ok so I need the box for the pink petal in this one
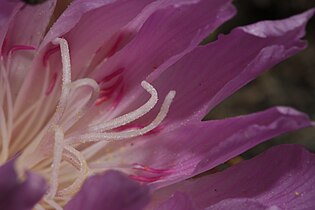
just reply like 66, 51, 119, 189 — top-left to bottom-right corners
96, 107, 312, 188
43, 0, 152, 78
150, 145, 315, 210
1, 0, 57, 98
124, 9, 314, 128
0, 0, 20, 46
65, 170, 150, 210
42, 0, 217, 78
91, 0, 235, 116
156, 192, 196, 210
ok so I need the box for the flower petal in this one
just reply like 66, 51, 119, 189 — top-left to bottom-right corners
127, 9, 314, 128
0, 1, 20, 46
156, 192, 197, 210
65, 170, 150, 210
150, 144, 315, 210
205, 199, 272, 210
0, 161, 46, 210
42, 0, 217, 77
92, 107, 312, 189
92, 0, 235, 118
0, 0, 18, 31
43, 0, 153, 77
2, 0, 57, 98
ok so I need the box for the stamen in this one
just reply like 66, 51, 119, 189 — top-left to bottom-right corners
44, 198, 63, 210
5, 35, 177, 208
34, 204, 45, 210
0, 61, 13, 163
48, 126, 64, 198
57, 145, 89, 197
0, 106, 9, 162
82, 141, 108, 160
89, 81, 158, 132
67, 90, 176, 144
15, 38, 72, 169
69, 78, 100, 108
50, 38, 72, 125
58, 78, 100, 131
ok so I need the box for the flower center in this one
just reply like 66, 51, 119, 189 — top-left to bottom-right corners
1, 37, 175, 209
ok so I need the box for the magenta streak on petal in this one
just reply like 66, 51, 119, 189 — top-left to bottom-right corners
129, 174, 164, 183
98, 67, 125, 83
112, 85, 124, 109
95, 96, 110, 106
107, 33, 125, 58
43, 46, 60, 66
45, 72, 58, 96
95, 68, 125, 105
0, 38, 7, 56
132, 163, 172, 175
8, 45, 36, 55
95, 76, 124, 106
99, 76, 123, 96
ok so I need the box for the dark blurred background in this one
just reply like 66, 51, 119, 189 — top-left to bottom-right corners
206, 0, 315, 158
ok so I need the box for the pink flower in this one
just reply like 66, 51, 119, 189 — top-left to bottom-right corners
0, 0, 314, 209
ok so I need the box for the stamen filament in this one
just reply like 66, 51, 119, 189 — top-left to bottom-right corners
44, 198, 63, 210
0, 60, 13, 162
88, 81, 158, 132
82, 141, 108, 160
51, 38, 72, 125
48, 126, 65, 198
67, 90, 176, 144
57, 145, 89, 197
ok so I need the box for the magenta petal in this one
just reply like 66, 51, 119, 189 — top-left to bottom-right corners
205, 199, 269, 210
0, 0, 18, 30
150, 145, 315, 210
156, 192, 196, 210
134, 9, 314, 126
101, 107, 311, 189
0, 0, 20, 46
44, 0, 154, 78
0, 161, 46, 210
91, 0, 235, 116
65, 171, 150, 210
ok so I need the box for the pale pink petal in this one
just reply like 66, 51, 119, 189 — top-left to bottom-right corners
150, 145, 315, 210
2, 0, 57, 98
